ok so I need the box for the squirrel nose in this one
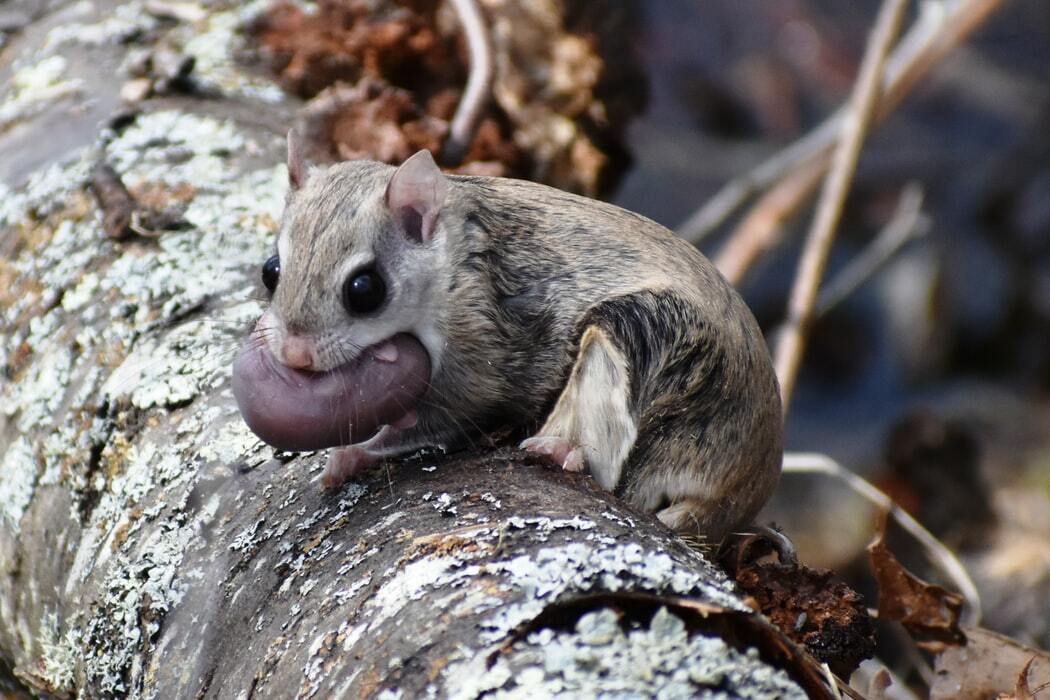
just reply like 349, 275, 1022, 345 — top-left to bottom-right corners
280, 335, 316, 370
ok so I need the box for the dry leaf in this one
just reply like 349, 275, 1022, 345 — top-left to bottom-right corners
867, 513, 965, 651
250, 0, 642, 196
932, 628, 1050, 700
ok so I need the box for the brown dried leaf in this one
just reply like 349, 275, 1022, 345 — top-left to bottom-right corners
251, 0, 642, 196
297, 80, 447, 165
996, 657, 1037, 700
932, 628, 1050, 700
251, 0, 458, 100
866, 667, 893, 700
867, 514, 965, 651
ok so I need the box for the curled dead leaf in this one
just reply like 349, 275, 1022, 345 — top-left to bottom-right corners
867, 512, 966, 651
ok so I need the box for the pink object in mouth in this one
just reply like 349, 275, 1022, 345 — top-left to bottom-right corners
231, 333, 431, 451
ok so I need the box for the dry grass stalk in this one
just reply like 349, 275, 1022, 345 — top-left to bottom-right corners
774, 0, 909, 411
444, 0, 493, 163
715, 154, 830, 286
782, 452, 983, 626
676, 0, 1008, 247
815, 182, 929, 317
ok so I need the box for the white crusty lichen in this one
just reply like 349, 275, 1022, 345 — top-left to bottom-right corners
0, 438, 38, 533
478, 538, 743, 644
0, 157, 94, 227
0, 55, 83, 127
1, 108, 280, 498
43, 0, 157, 49
299, 515, 751, 697
9, 346, 74, 434
441, 607, 806, 699
179, 1, 287, 103
38, 612, 79, 694
81, 519, 195, 695
106, 110, 247, 185
39, 0, 284, 103
1, 103, 292, 696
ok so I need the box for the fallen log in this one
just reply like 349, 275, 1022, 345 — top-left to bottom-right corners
0, 1, 827, 697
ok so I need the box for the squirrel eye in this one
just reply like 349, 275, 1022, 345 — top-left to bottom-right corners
261, 255, 280, 294
342, 269, 386, 315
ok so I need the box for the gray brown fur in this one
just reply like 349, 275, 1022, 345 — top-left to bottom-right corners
272, 158, 782, 538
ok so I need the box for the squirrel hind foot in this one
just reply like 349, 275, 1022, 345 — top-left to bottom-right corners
520, 436, 586, 472
525, 324, 637, 490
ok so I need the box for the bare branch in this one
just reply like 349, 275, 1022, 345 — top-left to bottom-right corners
444, 0, 493, 164
678, 121, 838, 245
676, 0, 1008, 245
714, 153, 829, 286
781, 452, 982, 626
815, 182, 929, 317
774, 0, 909, 412
877, 0, 1007, 117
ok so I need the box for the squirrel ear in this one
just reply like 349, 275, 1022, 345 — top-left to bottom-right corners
287, 129, 306, 190
385, 150, 447, 243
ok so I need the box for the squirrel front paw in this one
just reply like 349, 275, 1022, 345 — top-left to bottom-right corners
520, 436, 586, 473
321, 445, 380, 488
320, 422, 413, 488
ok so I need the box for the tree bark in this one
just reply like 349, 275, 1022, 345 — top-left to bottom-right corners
0, 1, 821, 697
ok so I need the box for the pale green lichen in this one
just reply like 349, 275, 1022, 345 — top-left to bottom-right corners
83, 520, 195, 696
478, 538, 742, 645
0, 55, 83, 127
61, 272, 102, 313
0, 157, 94, 228
106, 110, 247, 186
38, 0, 289, 104
1, 103, 292, 696
296, 513, 749, 697
44, 1, 157, 49
38, 612, 78, 694
196, 415, 265, 465
101, 320, 227, 410
179, 1, 287, 103
441, 607, 806, 699
4, 345, 74, 434
0, 438, 38, 533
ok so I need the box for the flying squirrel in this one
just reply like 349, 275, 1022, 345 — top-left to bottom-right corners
232, 133, 783, 540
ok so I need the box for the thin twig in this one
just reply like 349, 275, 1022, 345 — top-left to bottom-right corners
444, 0, 493, 165
815, 182, 929, 316
781, 452, 982, 626
775, 0, 909, 412
715, 154, 830, 286
678, 120, 839, 245
877, 0, 1006, 117
820, 663, 844, 700
676, 0, 1008, 245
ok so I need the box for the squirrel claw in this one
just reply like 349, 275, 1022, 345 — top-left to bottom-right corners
520, 436, 586, 473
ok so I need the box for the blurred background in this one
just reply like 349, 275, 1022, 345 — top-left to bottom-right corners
610, 0, 1050, 659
